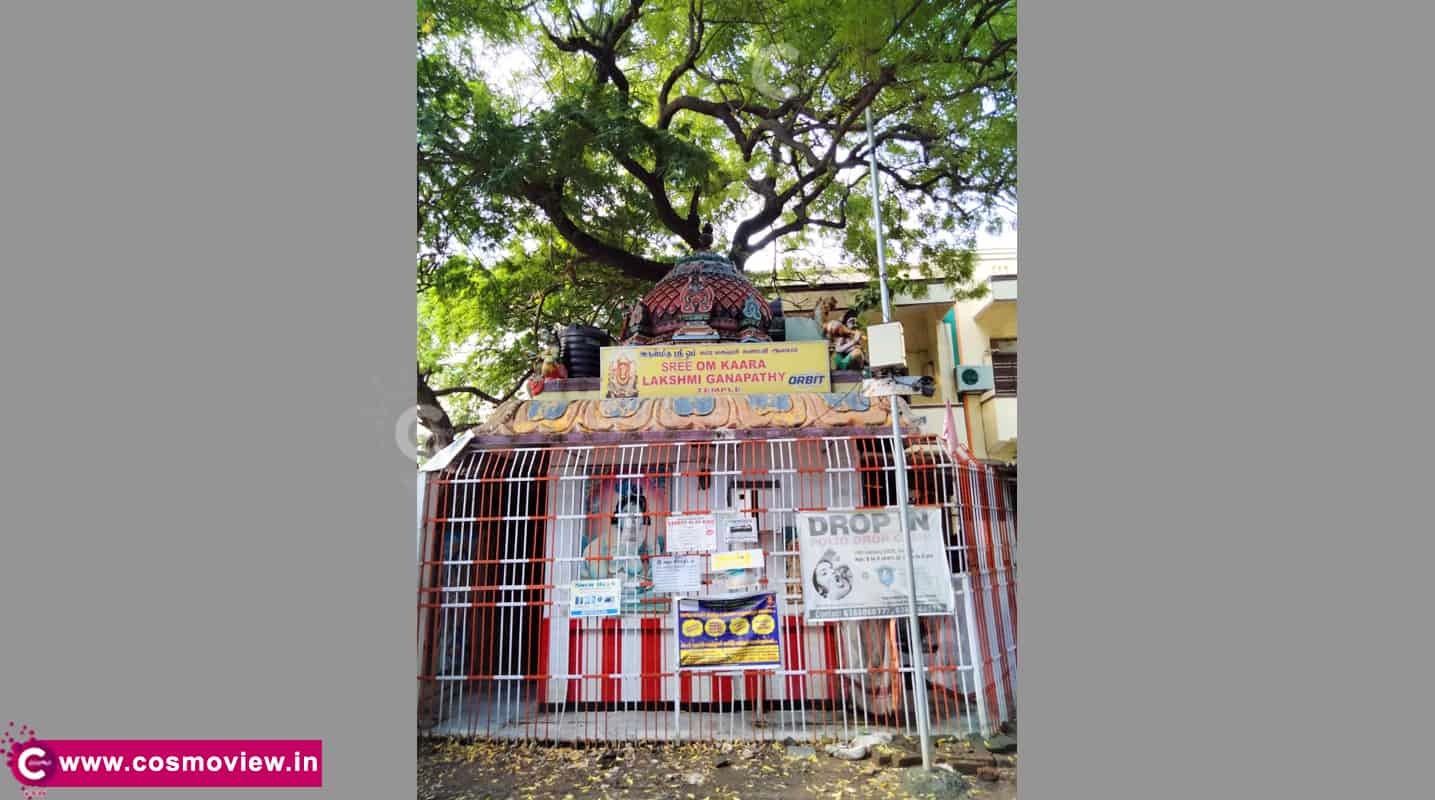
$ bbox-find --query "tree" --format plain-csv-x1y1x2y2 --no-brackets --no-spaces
416,0,1016,448
417,225,650,449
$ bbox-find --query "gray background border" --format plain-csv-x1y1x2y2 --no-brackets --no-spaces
0,2,415,798
1,1,1430,798
1021,2,1430,797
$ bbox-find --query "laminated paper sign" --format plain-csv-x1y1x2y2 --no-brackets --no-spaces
676,592,782,671
722,515,758,545
651,555,703,595
709,547,764,595
711,548,764,571
666,514,718,553
569,578,622,618
795,508,956,621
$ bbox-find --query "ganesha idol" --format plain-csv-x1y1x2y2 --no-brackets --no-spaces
603,353,639,398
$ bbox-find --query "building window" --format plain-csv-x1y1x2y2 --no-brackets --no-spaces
991,338,1017,397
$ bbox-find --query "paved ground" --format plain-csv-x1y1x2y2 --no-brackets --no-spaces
418,734,1016,800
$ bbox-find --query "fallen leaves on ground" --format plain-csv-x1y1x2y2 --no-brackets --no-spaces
418,736,1014,800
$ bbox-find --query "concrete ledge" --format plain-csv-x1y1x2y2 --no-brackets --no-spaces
543,376,600,391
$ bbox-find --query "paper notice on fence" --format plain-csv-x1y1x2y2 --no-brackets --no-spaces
723,515,758,545
666,514,718,553
569,578,622,618
795,508,955,621
651,555,703,594
711,548,764,571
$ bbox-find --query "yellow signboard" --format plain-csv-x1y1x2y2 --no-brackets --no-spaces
599,341,831,398
711,548,764,571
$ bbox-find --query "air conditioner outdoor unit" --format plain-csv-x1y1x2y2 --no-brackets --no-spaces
954,364,994,393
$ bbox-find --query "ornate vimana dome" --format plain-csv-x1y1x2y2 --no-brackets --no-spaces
619,251,773,345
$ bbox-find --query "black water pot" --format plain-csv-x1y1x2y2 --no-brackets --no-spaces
559,324,613,378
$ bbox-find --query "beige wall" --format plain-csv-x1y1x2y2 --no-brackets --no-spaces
775,249,1017,459
949,250,1017,461
952,249,1017,367
980,396,1018,460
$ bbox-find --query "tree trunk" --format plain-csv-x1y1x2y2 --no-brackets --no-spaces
417,366,456,451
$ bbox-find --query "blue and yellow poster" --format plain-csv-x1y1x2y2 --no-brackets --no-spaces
676,592,782,671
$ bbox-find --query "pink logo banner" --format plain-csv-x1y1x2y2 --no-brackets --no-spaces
6,738,322,790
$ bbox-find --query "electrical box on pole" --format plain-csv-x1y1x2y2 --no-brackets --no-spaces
866,321,907,369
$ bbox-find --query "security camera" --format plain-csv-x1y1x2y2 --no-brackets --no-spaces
892,375,936,397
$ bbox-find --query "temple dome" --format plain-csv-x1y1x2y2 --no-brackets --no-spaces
619,252,773,345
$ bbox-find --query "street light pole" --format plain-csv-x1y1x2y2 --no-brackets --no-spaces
866,104,934,771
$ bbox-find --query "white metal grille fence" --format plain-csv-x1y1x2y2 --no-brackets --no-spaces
417,433,1015,742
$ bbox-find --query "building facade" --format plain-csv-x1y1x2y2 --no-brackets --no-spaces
773,248,1017,463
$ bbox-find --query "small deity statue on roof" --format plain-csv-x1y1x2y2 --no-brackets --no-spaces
824,310,866,371
539,337,567,381
812,296,840,328
526,335,567,396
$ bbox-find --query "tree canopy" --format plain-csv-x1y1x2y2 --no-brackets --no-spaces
416,0,1016,449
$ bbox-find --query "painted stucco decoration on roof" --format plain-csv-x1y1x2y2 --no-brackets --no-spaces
619,252,772,345
476,394,913,438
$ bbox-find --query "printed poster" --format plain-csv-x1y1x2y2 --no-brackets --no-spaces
795,508,956,621
569,578,621,618
676,592,782,671
578,476,667,614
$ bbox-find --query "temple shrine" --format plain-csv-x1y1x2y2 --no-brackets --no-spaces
417,251,1017,744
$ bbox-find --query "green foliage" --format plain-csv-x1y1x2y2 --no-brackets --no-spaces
419,230,649,426
417,0,1016,417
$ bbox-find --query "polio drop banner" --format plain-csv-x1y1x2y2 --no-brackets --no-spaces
795,508,956,621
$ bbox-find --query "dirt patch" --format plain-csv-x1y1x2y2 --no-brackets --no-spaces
418,737,1015,800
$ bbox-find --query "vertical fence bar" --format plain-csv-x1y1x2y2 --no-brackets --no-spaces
960,572,991,736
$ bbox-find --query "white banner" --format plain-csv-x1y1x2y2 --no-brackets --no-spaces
795,508,955,621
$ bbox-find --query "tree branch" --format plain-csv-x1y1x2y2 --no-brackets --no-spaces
657,0,705,120
430,366,534,407
745,178,854,254
520,179,670,281
609,150,704,248
541,0,646,95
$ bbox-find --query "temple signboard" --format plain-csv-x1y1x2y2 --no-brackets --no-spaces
599,341,831,398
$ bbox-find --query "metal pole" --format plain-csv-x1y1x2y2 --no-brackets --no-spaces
867,107,893,322
866,105,934,770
